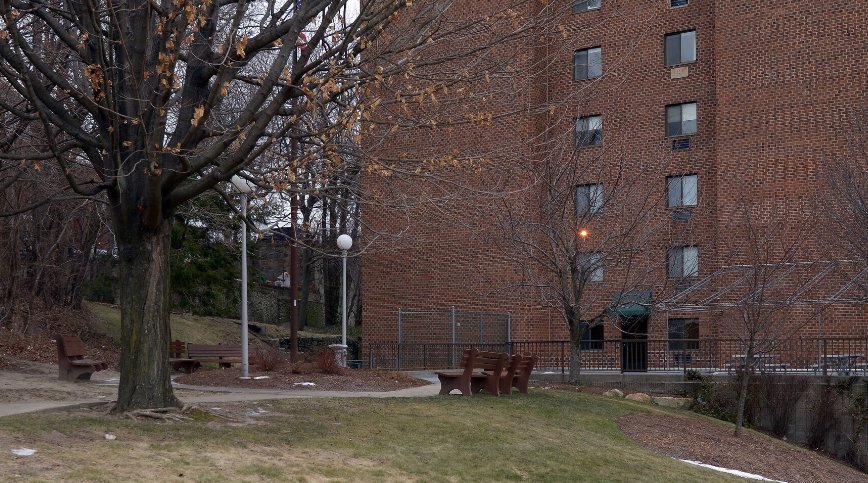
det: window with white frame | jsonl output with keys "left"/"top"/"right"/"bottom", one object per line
{"left": 576, "top": 183, "right": 604, "bottom": 215}
{"left": 667, "top": 174, "right": 698, "bottom": 208}
{"left": 573, "top": 0, "right": 601, "bottom": 13}
{"left": 574, "top": 47, "right": 602, "bottom": 80}
{"left": 668, "top": 246, "right": 699, "bottom": 278}
{"left": 666, "top": 102, "right": 697, "bottom": 137}
{"left": 665, "top": 30, "right": 696, "bottom": 66}
{"left": 579, "top": 252, "right": 604, "bottom": 282}
{"left": 576, "top": 115, "right": 603, "bottom": 146}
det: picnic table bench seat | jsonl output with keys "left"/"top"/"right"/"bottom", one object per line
{"left": 56, "top": 335, "right": 108, "bottom": 381}
{"left": 435, "top": 349, "right": 507, "bottom": 396}
{"left": 169, "top": 340, "right": 202, "bottom": 373}
{"left": 186, "top": 343, "right": 255, "bottom": 368}
{"left": 484, "top": 353, "right": 538, "bottom": 394}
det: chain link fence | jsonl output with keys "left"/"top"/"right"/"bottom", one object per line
{"left": 368, "top": 307, "right": 511, "bottom": 369}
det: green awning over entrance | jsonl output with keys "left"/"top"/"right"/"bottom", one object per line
{"left": 611, "top": 291, "right": 652, "bottom": 317}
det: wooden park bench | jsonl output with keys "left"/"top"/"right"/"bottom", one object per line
{"left": 169, "top": 340, "right": 202, "bottom": 374}
{"left": 489, "top": 353, "right": 537, "bottom": 394}
{"left": 56, "top": 335, "right": 108, "bottom": 381}
{"left": 435, "top": 348, "right": 507, "bottom": 396}
{"left": 186, "top": 343, "right": 255, "bottom": 368}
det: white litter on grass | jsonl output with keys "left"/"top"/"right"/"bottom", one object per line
{"left": 104, "top": 434, "right": 116, "bottom": 441}
{"left": 293, "top": 382, "right": 316, "bottom": 387}
{"left": 252, "top": 376, "right": 270, "bottom": 380}
{"left": 11, "top": 448, "right": 37, "bottom": 457}
{"left": 679, "top": 459, "right": 787, "bottom": 482}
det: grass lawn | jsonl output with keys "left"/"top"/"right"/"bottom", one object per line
{"left": 0, "top": 391, "right": 742, "bottom": 482}
{"left": 84, "top": 302, "right": 287, "bottom": 344}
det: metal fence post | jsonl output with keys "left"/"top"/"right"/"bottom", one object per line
{"left": 451, "top": 305, "right": 457, "bottom": 368}
{"left": 397, "top": 308, "right": 403, "bottom": 344}
{"left": 822, "top": 338, "right": 828, "bottom": 377}
{"left": 479, "top": 313, "right": 484, "bottom": 344}
{"left": 397, "top": 308, "right": 403, "bottom": 371}
{"left": 561, "top": 341, "right": 565, "bottom": 375}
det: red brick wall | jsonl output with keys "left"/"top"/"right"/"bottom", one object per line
{"left": 361, "top": 0, "right": 868, "bottom": 348}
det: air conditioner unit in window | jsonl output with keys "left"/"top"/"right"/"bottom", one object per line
{"left": 672, "top": 138, "right": 691, "bottom": 150}
{"left": 670, "top": 0, "right": 688, "bottom": 7}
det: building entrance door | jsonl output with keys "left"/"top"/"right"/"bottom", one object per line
{"left": 621, "top": 315, "right": 648, "bottom": 372}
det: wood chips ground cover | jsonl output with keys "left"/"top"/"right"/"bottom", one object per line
{"left": 618, "top": 412, "right": 867, "bottom": 483}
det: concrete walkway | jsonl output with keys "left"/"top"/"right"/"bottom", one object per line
{"left": 0, "top": 372, "right": 442, "bottom": 418}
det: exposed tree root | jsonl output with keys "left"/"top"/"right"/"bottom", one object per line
{"left": 118, "top": 404, "right": 197, "bottom": 422}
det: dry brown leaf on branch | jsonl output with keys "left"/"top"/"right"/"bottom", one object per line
{"left": 235, "top": 36, "right": 248, "bottom": 58}
{"left": 191, "top": 105, "right": 205, "bottom": 126}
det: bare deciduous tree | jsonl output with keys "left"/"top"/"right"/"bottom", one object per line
{"left": 0, "top": 0, "right": 555, "bottom": 411}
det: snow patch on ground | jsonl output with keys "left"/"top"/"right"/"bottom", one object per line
{"left": 679, "top": 459, "right": 786, "bottom": 482}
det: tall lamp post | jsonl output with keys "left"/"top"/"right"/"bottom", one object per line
{"left": 231, "top": 175, "right": 255, "bottom": 379}
{"left": 335, "top": 234, "right": 353, "bottom": 366}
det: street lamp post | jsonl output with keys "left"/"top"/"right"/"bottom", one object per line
{"left": 334, "top": 234, "right": 353, "bottom": 366}
{"left": 231, "top": 175, "right": 255, "bottom": 380}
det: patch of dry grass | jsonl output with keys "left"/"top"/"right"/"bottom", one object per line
{"left": 0, "top": 392, "right": 747, "bottom": 482}
{"left": 84, "top": 302, "right": 288, "bottom": 344}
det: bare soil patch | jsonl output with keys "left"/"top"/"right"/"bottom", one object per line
{"left": 619, "top": 412, "right": 867, "bottom": 483}
{"left": 175, "top": 366, "right": 429, "bottom": 392}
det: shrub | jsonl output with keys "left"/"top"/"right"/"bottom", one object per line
{"left": 306, "top": 346, "right": 344, "bottom": 375}
{"left": 252, "top": 344, "right": 287, "bottom": 372}
{"left": 808, "top": 381, "right": 841, "bottom": 450}
{"left": 755, "top": 374, "right": 810, "bottom": 437}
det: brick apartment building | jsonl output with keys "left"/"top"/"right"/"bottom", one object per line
{"left": 360, "top": 1, "right": 867, "bottom": 370}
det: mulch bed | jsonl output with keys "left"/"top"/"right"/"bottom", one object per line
{"left": 175, "top": 366, "right": 430, "bottom": 392}
{"left": 0, "top": 308, "right": 120, "bottom": 370}
{"left": 619, "top": 412, "right": 867, "bottom": 483}
{"left": 0, "top": 328, "right": 118, "bottom": 371}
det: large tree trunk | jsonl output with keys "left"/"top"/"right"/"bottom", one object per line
{"left": 114, "top": 217, "right": 179, "bottom": 412}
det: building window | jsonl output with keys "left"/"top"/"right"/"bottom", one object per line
{"left": 668, "top": 246, "right": 699, "bottom": 278}
{"left": 668, "top": 318, "right": 699, "bottom": 351}
{"left": 665, "top": 30, "right": 696, "bottom": 66}
{"left": 576, "top": 183, "right": 604, "bottom": 215}
{"left": 666, "top": 174, "right": 698, "bottom": 208}
{"left": 580, "top": 321, "right": 604, "bottom": 351}
{"left": 573, "top": 0, "right": 601, "bottom": 13}
{"left": 666, "top": 102, "right": 697, "bottom": 137}
{"left": 574, "top": 47, "right": 602, "bottom": 80}
{"left": 576, "top": 115, "right": 602, "bottom": 146}
{"left": 670, "top": 0, "right": 689, "bottom": 8}
{"left": 579, "top": 252, "right": 603, "bottom": 282}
